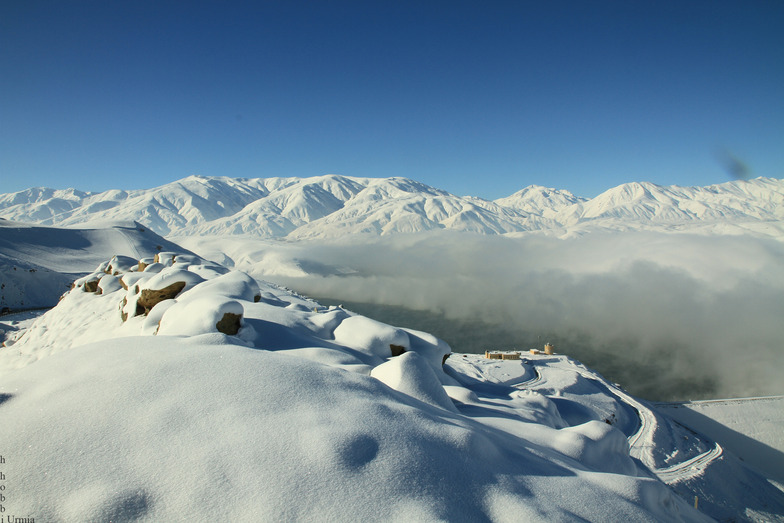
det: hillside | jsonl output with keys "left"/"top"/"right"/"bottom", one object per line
{"left": 2, "top": 251, "right": 781, "bottom": 520}
{"left": 0, "top": 219, "right": 188, "bottom": 309}
{"left": 1, "top": 185, "right": 783, "bottom": 520}
{"left": 2, "top": 175, "right": 782, "bottom": 240}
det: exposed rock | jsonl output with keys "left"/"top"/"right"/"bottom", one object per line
{"left": 137, "top": 281, "right": 186, "bottom": 315}
{"left": 390, "top": 344, "right": 407, "bottom": 357}
{"left": 120, "top": 297, "right": 128, "bottom": 322}
{"left": 82, "top": 280, "right": 100, "bottom": 293}
{"left": 136, "top": 258, "right": 156, "bottom": 272}
{"left": 215, "top": 312, "right": 242, "bottom": 335}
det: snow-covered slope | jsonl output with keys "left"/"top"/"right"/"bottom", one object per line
{"left": 555, "top": 178, "right": 784, "bottom": 236}
{"left": 656, "top": 396, "right": 784, "bottom": 485}
{"left": 2, "top": 253, "right": 780, "bottom": 520}
{"left": 0, "top": 176, "right": 271, "bottom": 235}
{"left": 495, "top": 184, "right": 587, "bottom": 218}
{"left": 2, "top": 175, "right": 782, "bottom": 240}
{"left": 0, "top": 219, "right": 188, "bottom": 309}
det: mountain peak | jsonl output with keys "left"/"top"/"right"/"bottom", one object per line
{"left": 1, "top": 175, "right": 782, "bottom": 240}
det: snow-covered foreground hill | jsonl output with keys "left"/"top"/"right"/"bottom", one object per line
{"left": 1, "top": 175, "right": 783, "bottom": 239}
{"left": 2, "top": 252, "right": 782, "bottom": 521}
{"left": 0, "top": 219, "right": 188, "bottom": 309}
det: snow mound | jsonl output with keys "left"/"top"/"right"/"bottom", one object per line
{"left": 0, "top": 336, "right": 702, "bottom": 522}
{"left": 371, "top": 351, "right": 459, "bottom": 412}
{"left": 333, "top": 314, "right": 411, "bottom": 359}
{"left": 156, "top": 297, "right": 245, "bottom": 336}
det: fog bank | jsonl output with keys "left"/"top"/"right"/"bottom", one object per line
{"left": 184, "top": 231, "right": 784, "bottom": 400}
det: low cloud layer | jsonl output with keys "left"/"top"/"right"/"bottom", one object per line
{"left": 198, "top": 231, "right": 784, "bottom": 400}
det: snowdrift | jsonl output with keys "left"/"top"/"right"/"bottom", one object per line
{"left": 2, "top": 253, "right": 782, "bottom": 521}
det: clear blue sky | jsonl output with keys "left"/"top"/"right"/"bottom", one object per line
{"left": 2, "top": 1, "right": 782, "bottom": 199}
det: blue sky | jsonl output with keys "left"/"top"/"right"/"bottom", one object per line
{"left": 2, "top": 1, "right": 782, "bottom": 199}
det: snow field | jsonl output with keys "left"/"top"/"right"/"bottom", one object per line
{"left": 0, "top": 254, "right": 713, "bottom": 521}
{"left": 445, "top": 354, "right": 784, "bottom": 521}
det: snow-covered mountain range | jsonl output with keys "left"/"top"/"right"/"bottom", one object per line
{"left": 2, "top": 175, "right": 782, "bottom": 239}
{"left": 2, "top": 176, "right": 783, "bottom": 520}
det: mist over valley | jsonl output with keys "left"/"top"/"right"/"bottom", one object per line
{"left": 201, "top": 230, "right": 783, "bottom": 403}
{"left": 4, "top": 175, "right": 784, "bottom": 403}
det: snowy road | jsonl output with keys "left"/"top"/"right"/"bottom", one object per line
{"left": 516, "top": 353, "right": 725, "bottom": 485}
{"left": 656, "top": 395, "right": 784, "bottom": 484}
{"left": 656, "top": 443, "right": 724, "bottom": 484}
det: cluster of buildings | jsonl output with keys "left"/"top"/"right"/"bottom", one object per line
{"left": 484, "top": 343, "right": 555, "bottom": 360}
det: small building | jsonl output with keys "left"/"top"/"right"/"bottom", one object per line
{"left": 485, "top": 350, "right": 520, "bottom": 360}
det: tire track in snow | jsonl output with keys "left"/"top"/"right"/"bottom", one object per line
{"left": 520, "top": 354, "right": 724, "bottom": 485}
{"left": 655, "top": 442, "right": 723, "bottom": 484}
{"left": 116, "top": 227, "right": 142, "bottom": 260}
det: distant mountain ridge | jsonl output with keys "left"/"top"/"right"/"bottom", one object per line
{"left": 1, "top": 175, "right": 782, "bottom": 240}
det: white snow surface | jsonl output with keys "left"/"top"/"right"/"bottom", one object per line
{"left": 2, "top": 176, "right": 784, "bottom": 520}
{"left": 1, "top": 175, "right": 782, "bottom": 240}
{"left": 1, "top": 253, "right": 782, "bottom": 521}
{"left": 0, "top": 219, "right": 189, "bottom": 309}
{"left": 656, "top": 396, "right": 784, "bottom": 484}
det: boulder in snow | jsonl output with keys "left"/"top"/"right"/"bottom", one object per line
{"left": 137, "top": 281, "right": 186, "bottom": 315}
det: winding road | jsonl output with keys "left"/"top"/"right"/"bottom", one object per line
{"left": 517, "top": 353, "right": 725, "bottom": 485}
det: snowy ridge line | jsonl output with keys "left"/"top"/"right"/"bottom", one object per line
{"left": 115, "top": 226, "right": 142, "bottom": 260}
{"left": 1, "top": 175, "right": 782, "bottom": 240}
{"left": 0, "top": 221, "right": 194, "bottom": 310}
